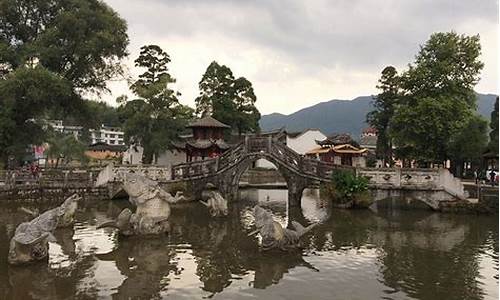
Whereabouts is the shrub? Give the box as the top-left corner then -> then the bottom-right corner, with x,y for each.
321,170 -> 370,206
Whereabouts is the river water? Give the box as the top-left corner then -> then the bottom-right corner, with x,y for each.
0,189 -> 497,300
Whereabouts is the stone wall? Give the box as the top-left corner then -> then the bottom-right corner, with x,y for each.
357,167 -> 466,200
239,169 -> 285,185
0,184 -> 108,203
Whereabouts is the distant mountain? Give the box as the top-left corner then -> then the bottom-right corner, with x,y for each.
259,93 -> 497,138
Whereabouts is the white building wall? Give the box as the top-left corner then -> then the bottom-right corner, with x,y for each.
157,149 -> 187,168
90,126 -> 125,145
255,129 -> 326,169
286,130 -> 327,155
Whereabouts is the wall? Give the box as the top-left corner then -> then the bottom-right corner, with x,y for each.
287,130 -> 327,154
357,167 -> 467,203
157,149 -> 187,167
122,145 -> 144,165
239,169 -> 285,184
352,156 -> 366,168
255,129 -> 326,169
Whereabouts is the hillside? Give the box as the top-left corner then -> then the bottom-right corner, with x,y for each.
259,93 -> 497,138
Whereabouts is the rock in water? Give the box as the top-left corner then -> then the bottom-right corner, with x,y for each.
251,205 -> 317,251
200,191 -> 228,217
8,194 -> 81,265
98,174 -> 185,236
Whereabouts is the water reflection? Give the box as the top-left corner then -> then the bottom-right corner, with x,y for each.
0,189 -> 497,300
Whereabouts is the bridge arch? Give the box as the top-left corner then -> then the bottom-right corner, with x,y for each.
185,152 -> 315,207
172,136 -> 353,207
226,153 -> 309,205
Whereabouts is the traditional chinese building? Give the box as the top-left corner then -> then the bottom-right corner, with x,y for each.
305,133 -> 367,167
172,116 -> 232,162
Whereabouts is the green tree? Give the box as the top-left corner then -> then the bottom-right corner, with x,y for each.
487,96 -> 498,155
233,77 -> 261,135
448,115 -> 489,176
46,131 -> 88,168
367,66 -> 399,166
195,61 -> 260,135
0,0 -> 128,166
119,45 -> 193,163
390,32 -> 484,165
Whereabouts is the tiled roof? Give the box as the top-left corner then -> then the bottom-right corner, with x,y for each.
187,116 -> 230,128
287,128 -> 323,139
87,142 -> 126,152
317,133 -> 359,147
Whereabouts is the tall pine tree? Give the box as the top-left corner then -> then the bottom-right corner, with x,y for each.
367,66 -> 399,166
119,45 -> 193,163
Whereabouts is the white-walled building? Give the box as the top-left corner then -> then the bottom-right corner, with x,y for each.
156,149 -> 187,168
255,128 -> 327,169
48,120 -> 83,139
48,120 -> 125,146
90,125 -> 125,145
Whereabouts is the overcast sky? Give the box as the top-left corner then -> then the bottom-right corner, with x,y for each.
100,0 -> 498,115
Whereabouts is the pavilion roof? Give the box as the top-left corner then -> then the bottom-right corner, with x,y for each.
316,133 -> 359,147
306,144 -> 367,155
187,116 -> 230,128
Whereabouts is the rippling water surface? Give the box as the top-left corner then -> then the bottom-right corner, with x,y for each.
0,189 -> 497,300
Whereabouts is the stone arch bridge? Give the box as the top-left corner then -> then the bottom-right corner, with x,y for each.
97,136 -> 468,210
170,136 -> 351,206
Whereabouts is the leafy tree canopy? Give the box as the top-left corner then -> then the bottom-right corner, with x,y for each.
46,130 -> 88,168
367,66 -> 399,165
119,45 -> 193,163
195,61 -> 260,135
0,0 -> 129,166
0,0 -> 129,91
388,32 -> 484,164
448,114 -> 488,174
488,96 -> 498,155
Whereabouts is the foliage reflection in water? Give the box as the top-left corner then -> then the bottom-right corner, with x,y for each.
0,189 -> 497,300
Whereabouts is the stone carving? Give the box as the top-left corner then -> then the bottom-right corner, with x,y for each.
8,194 -> 80,265
98,174 -> 186,236
249,206 -> 317,251
200,191 -> 228,217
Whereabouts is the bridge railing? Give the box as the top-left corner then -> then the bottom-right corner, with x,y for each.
217,142 -> 245,171
170,136 -> 356,181
1,168 -> 100,187
247,137 -> 270,152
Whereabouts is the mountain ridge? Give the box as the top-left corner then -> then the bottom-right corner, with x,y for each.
259,93 -> 498,138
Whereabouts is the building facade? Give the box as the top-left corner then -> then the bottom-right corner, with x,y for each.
48,120 -> 125,146
255,128 -> 327,169
157,116 -> 232,168
306,133 -> 367,167
90,125 -> 125,145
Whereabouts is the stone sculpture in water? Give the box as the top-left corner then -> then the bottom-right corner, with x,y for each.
250,205 -> 317,251
8,194 -> 80,265
98,173 -> 186,236
200,191 -> 228,217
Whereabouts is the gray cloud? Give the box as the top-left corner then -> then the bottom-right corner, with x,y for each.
102,0 -> 498,113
